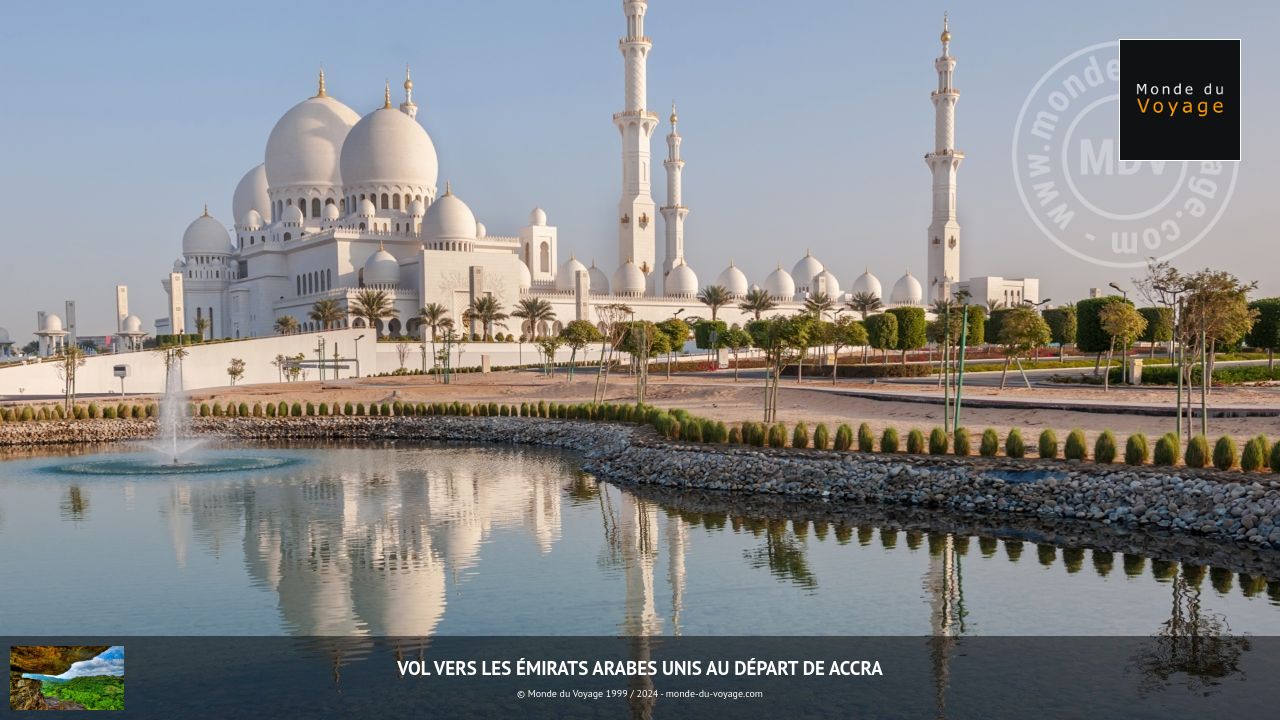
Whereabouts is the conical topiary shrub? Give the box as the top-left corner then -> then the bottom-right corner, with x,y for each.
1185,435 -> 1209,468
1241,436 -> 1266,472
1005,429 -> 1026,459
1270,440 -> 1280,473
929,427 -> 948,455
979,428 -> 1000,457
857,423 -> 875,453
1064,429 -> 1088,461
880,427 -> 899,453
1038,429 -> 1058,459
907,429 -> 926,454
792,422 -> 809,449
1153,433 -> 1180,466
953,427 -> 971,456
834,423 -> 854,451
813,423 -> 830,450
768,423 -> 788,448
1094,431 -> 1117,464
1125,433 -> 1149,466
1213,436 -> 1237,471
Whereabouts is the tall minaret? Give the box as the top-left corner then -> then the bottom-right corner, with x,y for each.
615,0 -> 659,290
926,13 -> 963,303
660,101 -> 688,291
400,64 -> 418,119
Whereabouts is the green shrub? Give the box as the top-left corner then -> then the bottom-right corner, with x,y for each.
768,423 -> 788,448
266,402 -> 277,417
928,427 -> 948,455
239,402 -> 250,417
117,403 -> 128,418
686,422 -> 703,443
1153,433 -> 1179,466
200,403 -> 211,417
749,422 -> 766,447
379,402 -> 390,416
1270,441 -> 1280,473
102,406 -> 116,420
880,427 -> 899,453
712,421 -> 729,443
954,427 -> 971,456
538,400 -> 548,418
304,402 -> 315,416
355,402 -> 366,416
1094,431 -> 1117,464
905,428 -> 925,454
226,403 -> 238,417
278,401 -> 289,417
1185,435 -> 1209,468
834,424 -> 854,451
213,402 -> 226,417
979,428 -> 999,457
1064,429 -> 1088,460
1213,436 -> 1237,471
1005,429 -> 1026,458
318,402 -> 329,416
291,402 -> 303,417
1241,436 -> 1266,472
1252,435 -> 1270,468
345,401 -> 355,415
813,424 -> 830,450
728,426 -> 742,444
252,402 -> 263,417
1038,429 -> 1058,459
792,422 -> 809,449
1125,433 -> 1149,466
147,403 -> 159,418
857,423 -> 875,453
488,402 -> 499,417
88,402 -> 100,419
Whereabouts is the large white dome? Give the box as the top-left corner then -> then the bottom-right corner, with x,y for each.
715,262 -> 749,297
763,265 -> 796,300
665,262 -> 699,298
264,94 -> 360,191
791,251 -> 825,291
814,269 -> 841,297
233,164 -> 271,225
363,246 -> 400,286
557,256 -> 588,292
850,268 -> 882,298
588,261 -> 610,295
422,190 -> 477,242
182,211 -> 232,255
339,106 -> 438,195
890,271 -> 923,305
612,260 -> 646,296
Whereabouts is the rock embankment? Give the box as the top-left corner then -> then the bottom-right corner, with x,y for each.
2,417 -> 1278,550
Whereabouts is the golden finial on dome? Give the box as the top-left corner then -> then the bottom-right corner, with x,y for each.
941,12 -> 951,44
202,203 -> 209,217
383,81 -> 392,109
670,100 -> 678,125
404,64 -> 413,92
444,180 -> 452,196
316,64 -> 327,98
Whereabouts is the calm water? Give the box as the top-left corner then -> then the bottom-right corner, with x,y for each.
1,441 -> 1278,637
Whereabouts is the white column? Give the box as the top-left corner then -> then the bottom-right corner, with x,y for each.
615,0 -> 658,289
925,14 -> 963,304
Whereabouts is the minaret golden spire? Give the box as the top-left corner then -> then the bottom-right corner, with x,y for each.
404,64 -> 413,97
202,203 -> 209,216
383,81 -> 392,109
316,65 -> 327,98
444,180 -> 452,196
670,100 -> 678,126
941,12 -> 951,46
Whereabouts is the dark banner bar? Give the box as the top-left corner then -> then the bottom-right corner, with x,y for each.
5,636 -> 1278,718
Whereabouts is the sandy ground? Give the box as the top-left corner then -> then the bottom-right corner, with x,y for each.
170,368 -> 1280,444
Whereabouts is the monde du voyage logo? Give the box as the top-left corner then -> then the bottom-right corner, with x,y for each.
1013,39 -> 1240,268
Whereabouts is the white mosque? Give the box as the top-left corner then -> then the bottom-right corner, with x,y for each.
155,4 -> 1037,342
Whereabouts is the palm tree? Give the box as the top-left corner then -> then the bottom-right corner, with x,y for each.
463,295 -> 509,341
416,303 -> 450,341
739,287 -> 776,320
697,285 -> 731,322
352,289 -> 398,336
512,297 -> 556,340
846,291 -> 882,320
986,298 -> 1005,312
194,316 -> 211,341
273,315 -> 299,335
309,299 -> 343,330
804,292 -> 835,321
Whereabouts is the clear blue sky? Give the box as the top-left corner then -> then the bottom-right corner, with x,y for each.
0,0 -> 1274,340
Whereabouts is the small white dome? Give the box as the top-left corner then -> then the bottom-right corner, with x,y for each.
323,202 -> 340,221
123,315 -> 143,333
281,204 -> 304,225
182,211 -> 232,255
557,256 -> 588,292
40,314 -> 64,333
791,250 -> 825,291
814,269 -> 841,297
408,199 -> 426,217
516,258 -> 533,289
850,268 -> 882,299
763,265 -> 796,300
264,94 -> 360,190
340,106 -> 438,194
612,260 -> 646,296
233,164 -> 271,225
530,207 -> 547,226
715,262 -> 749,297
475,221 -> 487,238
172,257 -> 187,270
240,209 -> 263,229
357,197 -> 376,217
890,271 -> 923,305
588,262 -> 610,295
665,262 -> 699,298
422,190 -> 477,242
363,246 -> 400,286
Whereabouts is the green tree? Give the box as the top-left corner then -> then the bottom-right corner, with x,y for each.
308,298 -> 343,330
720,325 -> 753,381
1099,301 -> 1148,392
559,320 -> 603,380
829,316 -> 868,383
747,315 -> 809,421
738,287 -> 776,320
697,285 -> 732,322
803,292 -> 835,321
463,295 -> 509,341
226,357 -> 245,386
1042,304 -> 1077,360
352,288 -> 398,336
997,306 -> 1052,389
1137,306 -> 1174,358
1076,296 -> 1129,368
864,313 -> 898,364
194,315 -> 212,341
887,307 -> 927,364
54,345 -> 87,413
1246,298 -> 1280,371
656,317 -> 690,379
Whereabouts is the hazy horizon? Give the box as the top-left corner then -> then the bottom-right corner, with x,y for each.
0,0 -> 1273,342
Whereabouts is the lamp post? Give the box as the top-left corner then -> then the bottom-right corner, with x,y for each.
353,334 -> 365,378
316,337 -> 326,382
